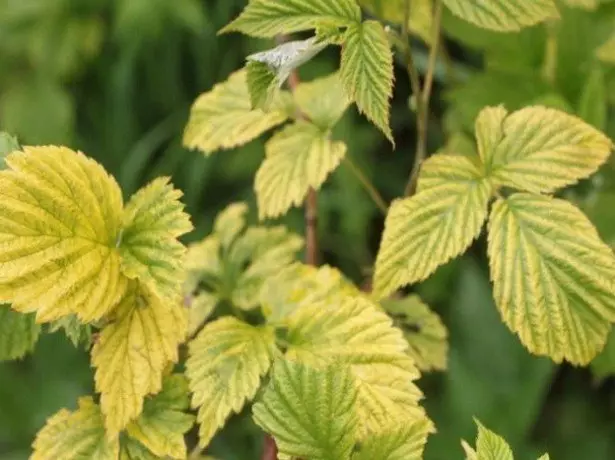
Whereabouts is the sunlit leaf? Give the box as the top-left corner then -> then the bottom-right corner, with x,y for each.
0,306 -> 39,361
352,419 -> 432,460
462,419 -> 513,460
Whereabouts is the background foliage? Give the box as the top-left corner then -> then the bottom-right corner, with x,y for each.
1,0 -> 615,458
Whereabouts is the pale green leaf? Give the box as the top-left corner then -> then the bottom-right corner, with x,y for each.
186,317 -> 277,447
252,359 -> 359,460
462,419 -> 513,460
597,32 -> 615,64
382,295 -> 448,372
220,0 -> 361,37
295,72 -> 351,129
341,20 -> 394,143
461,440 -> 478,460
0,146 -> 126,323
562,0 -> 598,10
0,305 -> 40,361
32,397 -> 119,460
352,418 -> 432,460
374,154 -> 491,298
48,314 -> 92,348
183,70 -> 290,155
92,282 -> 187,436
213,202 -> 249,249
255,121 -> 347,219
442,0 -> 559,31
483,106 -> 613,194
475,105 -> 507,167
0,131 -> 19,169
246,60 -> 279,111
487,193 -> 615,365
537,455 -> 550,460
359,0 -> 433,44
186,291 -> 218,337
126,374 -> 195,459
577,65 -> 607,131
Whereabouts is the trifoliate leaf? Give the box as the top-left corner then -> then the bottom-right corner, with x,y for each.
91,282 -> 187,436
0,306 -> 40,361
597,32 -> 615,64
487,193 -> 615,365
48,314 -> 92,348
183,70 -> 290,155
382,295 -> 448,372
0,146 -> 126,323
252,359 -> 359,460
246,60 -> 279,111
32,397 -> 119,460
359,0 -> 434,44
286,295 -> 428,437
462,419 -> 513,460
295,72 -> 351,129
352,418 -> 432,460
482,106 -> 613,194
590,329 -> 615,381
126,374 -> 195,459
186,317 -> 277,447
0,131 -> 19,168
119,177 -> 192,300
220,0 -> 361,37
442,0 -> 559,31
373,154 -> 491,298
255,121 -> 347,219
341,20 -> 395,143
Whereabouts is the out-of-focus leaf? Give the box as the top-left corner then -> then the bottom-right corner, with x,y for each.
0,306 -> 40,361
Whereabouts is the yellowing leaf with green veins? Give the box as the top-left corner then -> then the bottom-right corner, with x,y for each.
341,20 -> 395,143
183,70 -> 290,155
92,282 -> 187,436
373,154 -> 492,299
255,121 -> 347,219
0,306 -> 40,361
286,295 -> 428,437
295,72 -> 351,129
352,418 -> 432,460
475,105 -> 507,166
442,0 -> 559,32
252,359 -> 359,460
597,33 -> 615,64
382,295 -> 448,372
32,397 -> 119,460
482,106 -> 613,194
126,374 -> 195,459
119,177 -> 192,300
0,146 -> 127,323
487,193 -> 615,365
186,317 -> 277,447
220,0 -> 361,37
359,0 -> 433,44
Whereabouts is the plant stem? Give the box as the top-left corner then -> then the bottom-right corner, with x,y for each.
403,0 -> 443,197
344,157 -> 388,214
402,0 -> 425,121
542,20 -> 558,85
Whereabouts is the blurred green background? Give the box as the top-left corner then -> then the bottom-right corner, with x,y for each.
1,0 -> 615,459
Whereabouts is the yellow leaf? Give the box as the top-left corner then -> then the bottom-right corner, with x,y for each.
474,105 -> 507,167
487,193 -> 615,365
597,32 -> 615,65
92,282 -> 187,437
0,146 -> 126,322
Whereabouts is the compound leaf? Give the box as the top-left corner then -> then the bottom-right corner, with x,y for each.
0,306 -> 40,361
487,193 -> 615,365
295,72 -> 352,129
352,418 -> 432,460
462,419 -> 513,460
252,359 -> 359,460
186,317 -> 277,448
255,121 -> 346,219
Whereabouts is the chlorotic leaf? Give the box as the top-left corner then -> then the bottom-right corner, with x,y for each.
252,359 -> 359,460
382,295 -> 448,372
220,0 -> 361,37
341,20 -> 395,143
32,397 -> 119,460
487,193 -> 615,365
352,418 -> 432,460
255,121 -> 346,219
373,154 -> 491,298
186,317 -> 277,448
0,305 -> 40,361
475,105 -> 507,167
597,32 -> 615,64
119,177 -> 193,300
126,374 -> 195,459
213,202 -> 249,249
91,282 -> 187,437
0,146 -> 126,323
295,72 -> 351,129
461,419 -> 513,460
183,70 -> 290,155
442,0 -> 559,31
483,106 -> 613,194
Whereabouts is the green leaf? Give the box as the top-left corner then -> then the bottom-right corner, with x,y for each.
255,121 -> 347,219
597,32 -> 615,64
126,374 -> 195,459
591,329 -> 615,381
186,317 -> 277,447
462,419 -> 513,460
341,20 -> 395,143
442,0 -> 559,31
487,193 -> 615,365
32,397 -> 119,460
382,295 -> 448,372
48,314 -> 92,348
562,0 -> 598,10
482,106 -> 613,194
352,419 -> 432,460
183,70 -> 290,155
577,65 -> 607,130
252,359 -> 359,460
245,60 -> 279,111
220,0 -> 361,37
295,72 -> 352,129
0,306 -> 40,361
373,153 -> 492,298
0,132 -> 19,169
119,177 -> 193,301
